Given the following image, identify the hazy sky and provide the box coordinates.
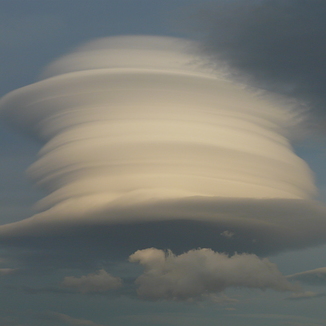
[1,1,326,326]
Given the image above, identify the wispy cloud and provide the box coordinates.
[286,291,325,300]
[61,269,122,294]
[0,268,17,275]
[228,313,326,325]
[287,267,326,285]
[36,311,106,326]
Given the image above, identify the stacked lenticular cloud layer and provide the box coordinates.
[0,36,325,253]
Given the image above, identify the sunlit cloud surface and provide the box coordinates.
[1,35,326,254]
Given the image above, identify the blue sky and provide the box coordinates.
[1,1,326,326]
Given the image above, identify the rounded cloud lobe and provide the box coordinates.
[0,35,326,255]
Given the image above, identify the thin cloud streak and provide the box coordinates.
[287,267,326,285]
[61,269,122,294]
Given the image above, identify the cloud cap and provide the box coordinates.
[0,35,325,255]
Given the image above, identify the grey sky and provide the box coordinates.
[195,0,326,116]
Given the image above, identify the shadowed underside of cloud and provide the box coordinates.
[1,198,326,258]
[0,35,326,257]
[196,0,326,117]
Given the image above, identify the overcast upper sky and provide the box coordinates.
[1,1,326,326]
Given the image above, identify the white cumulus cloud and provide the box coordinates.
[129,248,298,300]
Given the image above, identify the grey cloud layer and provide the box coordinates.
[197,0,326,116]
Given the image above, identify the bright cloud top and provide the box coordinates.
[0,35,325,253]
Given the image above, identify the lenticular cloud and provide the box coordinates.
[1,36,326,254]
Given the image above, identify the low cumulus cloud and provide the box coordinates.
[1,35,326,257]
[61,269,122,294]
[129,248,298,301]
